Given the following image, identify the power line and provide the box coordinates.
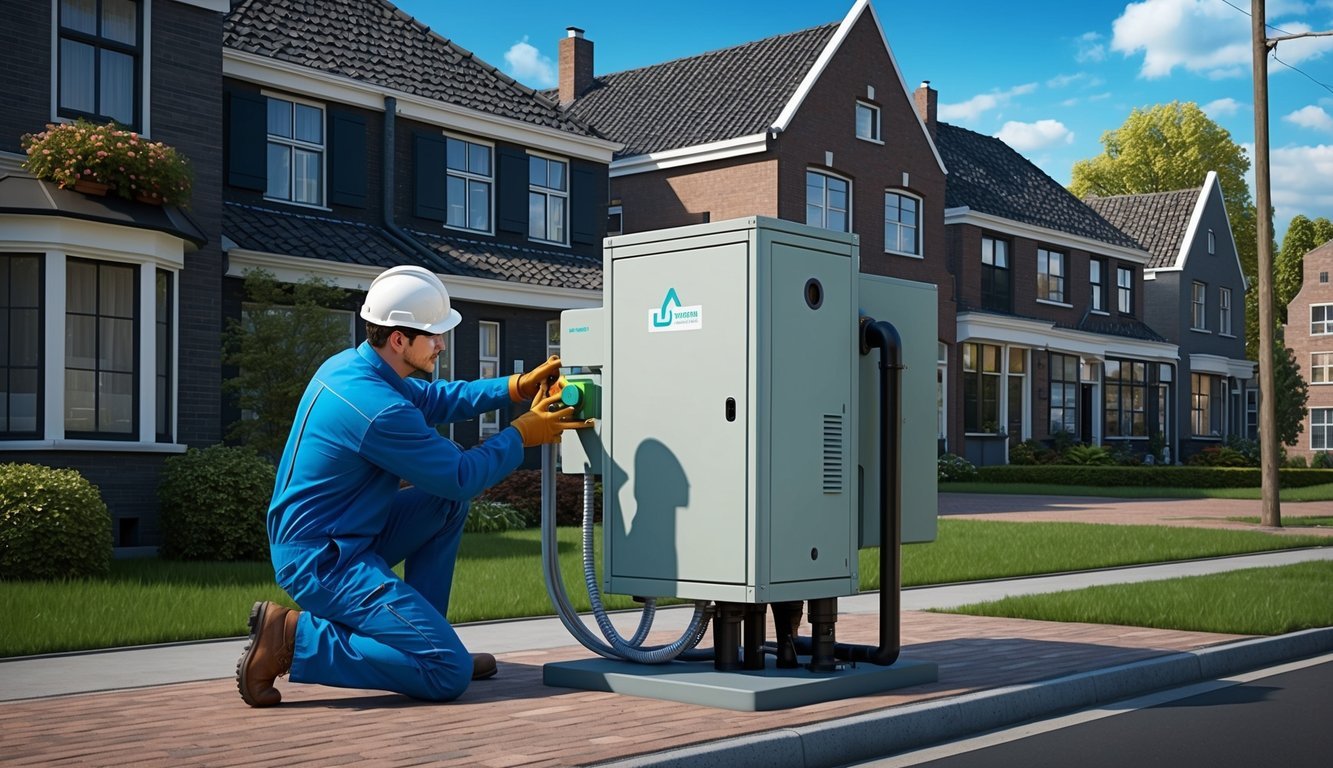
[1216,0,1333,97]
[1216,0,1294,36]
[1271,50,1333,97]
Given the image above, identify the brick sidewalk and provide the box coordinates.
[1,611,1245,768]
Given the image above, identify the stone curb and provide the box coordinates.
[594,627,1333,768]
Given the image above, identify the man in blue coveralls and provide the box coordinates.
[236,265,590,707]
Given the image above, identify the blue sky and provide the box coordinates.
[394,0,1333,240]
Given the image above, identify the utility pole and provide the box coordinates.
[1252,0,1280,527]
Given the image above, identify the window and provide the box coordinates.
[1207,229,1215,255]
[1006,348,1026,438]
[1219,287,1232,335]
[528,155,568,244]
[1049,353,1079,438]
[1313,408,1332,450]
[1104,358,1147,438]
[962,342,1001,433]
[57,0,142,128]
[980,237,1011,312]
[154,270,172,442]
[1313,304,1333,335]
[937,342,948,444]
[478,321,500,437]
[266,96,324,205]
[1191,372,1221,437]
[856,101,881,142]
[1321,272,1329,284]
[1191,282,1207,330]
[1090,258,1106,312]
[806,171,849,232]
[1313,352,1333,385]
[1037,248,1065,303]
[883,191,919,255]
[1117,266,1134,314]
[445,136,492,232]
[66,259,136,437]
[1246,389,1258,438]
[1,255,42,438]
[607,204,623,236]
[546,319,561,360]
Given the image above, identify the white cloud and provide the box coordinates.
[1202,97,1244,118]
[938,83,1038,123]
[1111,0,1249,78]
[1047,72,1086,89]
[1075,31,1106,63]
[1269,144,1333,231]
[503,37,555,88]
[1284,105,1333,131]
[995,120,1075,152]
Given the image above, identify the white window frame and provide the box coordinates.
[855,101,882,143]
[1191,281,1208,331]
[1313,352,1332,385]
[52,0,150,132]
[478,321,501,437]
[546,319,560,360]
[1312,407,1332,451]
[1207,229,1215,255]
[1036,248,1067,304]
[528,152,568,246]
[1312,304,1333,336]
[805,170,851,233]
[883,190,920,257]
[264,93,326,208]
[1090,258,1107,313]
[937,342,948,445]
[1219,287,1233,336]
[1191,372,1221,438]
[444,134,494,234]
[1117,266,1134,315]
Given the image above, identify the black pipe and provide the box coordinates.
[742,604,767,670]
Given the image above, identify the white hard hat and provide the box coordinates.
[359,265,462,334]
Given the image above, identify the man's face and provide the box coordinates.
[401,331,446,376]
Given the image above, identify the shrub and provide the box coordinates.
[1008,440,1038,465]
[480,469,602,527]
[1223,435,1261,466]
[465,499,527,533]
[975,464,1332,488]
[0,463,111,580]
[1313,452,1333,469]
[1062,444,1114,465]
[1286,455,1308,468]
[158,445,275,561]
[937,453,978,482]
[1186,446,1250,467]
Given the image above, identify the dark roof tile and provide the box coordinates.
[1084,188,1200,269]
[936,122,1142,251]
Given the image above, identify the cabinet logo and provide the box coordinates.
[649,287,703,333]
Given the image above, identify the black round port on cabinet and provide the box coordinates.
[804,278,823,310]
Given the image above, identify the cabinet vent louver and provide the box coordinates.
[822,413,844,493]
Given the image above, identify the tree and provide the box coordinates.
[1069,101,1264,354]
[1275,215,1333,324]
[1272,330,1310,449]
[223,270,351,461]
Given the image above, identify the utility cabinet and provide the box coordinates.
[600,217,860,604]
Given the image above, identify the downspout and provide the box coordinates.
[380,96,453,271]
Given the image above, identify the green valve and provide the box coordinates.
[560,378,600,420]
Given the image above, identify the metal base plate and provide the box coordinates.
[543,655,938,711]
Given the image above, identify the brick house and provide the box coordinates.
[0,0,228,548]
[554,0,958,449]
[1283,240,1333,463]
[1086,172,1255,462]
[0,0,617,550]
[918,93,1180,464]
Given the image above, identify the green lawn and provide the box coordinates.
[2,519,1327,658]
[944,561,1333,635]
[1227,516,1333,528]
[941,481,1333,502]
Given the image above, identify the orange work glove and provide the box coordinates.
[510,388,593,447]
[509,355,563,403]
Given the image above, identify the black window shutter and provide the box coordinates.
[497,146,529,234]
[570,163,602,245]
[226,90,266,191]
[414,132,447,221]
[328,111,367,208]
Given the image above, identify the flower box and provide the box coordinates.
[21,119,193,206]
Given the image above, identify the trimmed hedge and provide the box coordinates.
[158,445,275,561]
[480,469,601,527]
[0,463,112,580]
[976,464,1333,488]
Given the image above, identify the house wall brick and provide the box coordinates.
[0,3,52,153]
[1284,242,1333,461]
[612,157,778,232]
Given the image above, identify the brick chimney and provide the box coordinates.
[559,27,593,105]
[914,81,937,139]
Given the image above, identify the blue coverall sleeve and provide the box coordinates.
[409,376,513,427]
[359,401,525,500]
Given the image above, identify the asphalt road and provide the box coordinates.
[852,654,1333,768]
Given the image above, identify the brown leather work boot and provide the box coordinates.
[236,601,299,707]
[472,652,497,681]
